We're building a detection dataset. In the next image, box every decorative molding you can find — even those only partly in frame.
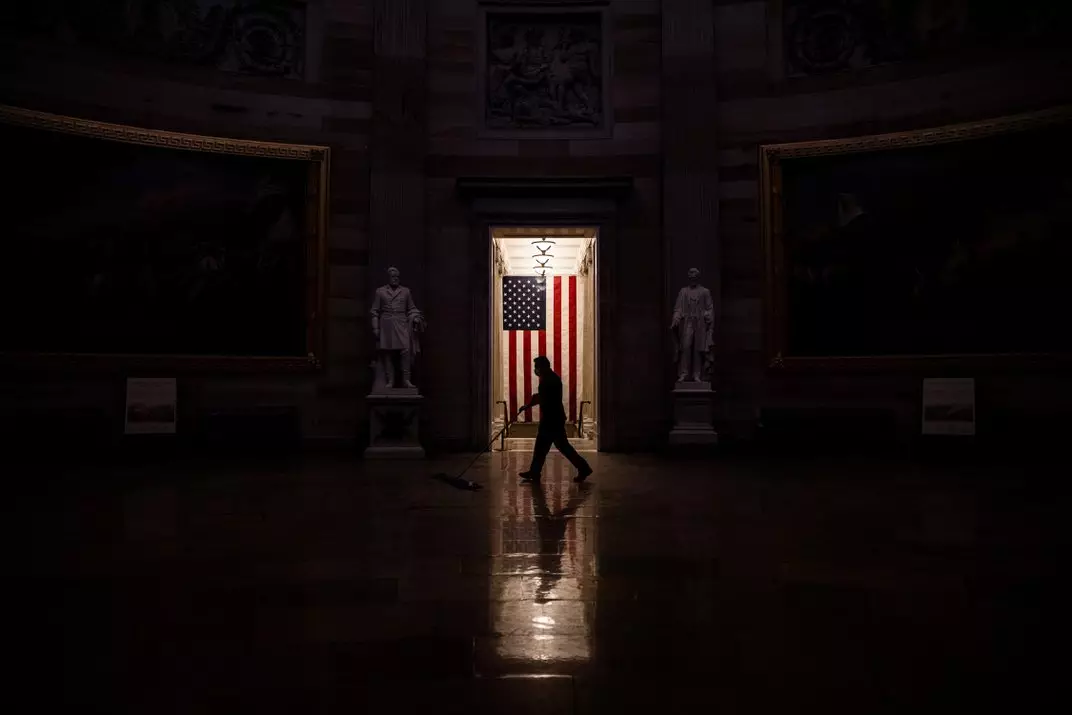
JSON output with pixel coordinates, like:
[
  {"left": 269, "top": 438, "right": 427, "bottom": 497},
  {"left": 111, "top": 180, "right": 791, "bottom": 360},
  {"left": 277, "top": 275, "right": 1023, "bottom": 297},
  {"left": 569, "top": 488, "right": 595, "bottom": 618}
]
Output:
[
  {"left": 479, "top": 1, "right": 609, "bottom": 5},
  {"left": 781, "top": 0, "right": 1071, "bottom": 79},
  {"left": 493, "top": 238, "right": 510, "bottom": 276},
  {"left": 495, "top": 226, "right": 595, "bottom": 237},
  {"left": 760, "top": 105, "right": 1072, "bottom": 160},
  {"left": 0, "top": 352, "right": 324, "bottom": 374},
  {"left": 0, "top": 104, "right": 327, "bottom": 160},
  {"left": 13, "top": 0, "right": 307, "bottom": 79},
  {"left": 457, "top": 176, "right": 634, "bottom": 199},
  {"left": 578, "top": 235, "right": 595, "bottom": 276}
]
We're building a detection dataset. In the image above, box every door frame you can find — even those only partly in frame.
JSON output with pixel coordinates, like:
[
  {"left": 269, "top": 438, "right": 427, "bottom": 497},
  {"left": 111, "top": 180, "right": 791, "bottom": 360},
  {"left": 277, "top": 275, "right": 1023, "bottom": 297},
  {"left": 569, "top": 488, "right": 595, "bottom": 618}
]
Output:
[
  {"left": 458, "top": 178, "right": 631, "bottom": 452},
  {"left": 490, "top": 226, "right": 598, "bottom": 446}
]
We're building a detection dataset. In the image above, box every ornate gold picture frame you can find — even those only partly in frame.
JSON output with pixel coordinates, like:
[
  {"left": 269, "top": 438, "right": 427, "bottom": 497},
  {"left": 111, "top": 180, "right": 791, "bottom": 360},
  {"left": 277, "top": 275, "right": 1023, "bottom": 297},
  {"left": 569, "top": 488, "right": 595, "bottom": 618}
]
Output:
[
  {"left": 761, "top": 106, "right": 1072, "bottom": 370},
  {"left": 0, "top": 105, "right": 329, "bottom": 373}
]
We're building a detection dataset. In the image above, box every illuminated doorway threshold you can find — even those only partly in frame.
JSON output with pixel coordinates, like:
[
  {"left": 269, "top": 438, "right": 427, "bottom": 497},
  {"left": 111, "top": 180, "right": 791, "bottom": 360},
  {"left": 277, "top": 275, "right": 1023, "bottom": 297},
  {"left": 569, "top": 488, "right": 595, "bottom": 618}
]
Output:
[{"left": 503, "top": 437, "right": 597, "bottom": 452}]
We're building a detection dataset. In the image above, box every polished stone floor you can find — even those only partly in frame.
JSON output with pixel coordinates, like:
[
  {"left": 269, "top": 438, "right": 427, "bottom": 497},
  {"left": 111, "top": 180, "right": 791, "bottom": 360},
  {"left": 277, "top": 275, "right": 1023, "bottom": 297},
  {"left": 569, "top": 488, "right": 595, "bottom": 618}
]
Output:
[{"left": 18, "top": 450, "right": 1063, "bottom": 713}]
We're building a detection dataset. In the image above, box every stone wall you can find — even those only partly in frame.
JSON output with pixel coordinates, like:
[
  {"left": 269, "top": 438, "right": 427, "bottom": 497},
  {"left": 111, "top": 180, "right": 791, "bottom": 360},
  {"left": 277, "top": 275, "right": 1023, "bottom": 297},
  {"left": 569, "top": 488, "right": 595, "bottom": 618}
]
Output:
[
  {"left": 0, "top": 0, "right": 375, "bottom": 447},
  {"left": 422, "top": 0, "right": 665, "bottom": 451},
  {"left": 4, "top": 0, "right": 1069, "bottom": 454},
  {"left": 712, "top": 0, "right": 1072, "bottom": 444}
]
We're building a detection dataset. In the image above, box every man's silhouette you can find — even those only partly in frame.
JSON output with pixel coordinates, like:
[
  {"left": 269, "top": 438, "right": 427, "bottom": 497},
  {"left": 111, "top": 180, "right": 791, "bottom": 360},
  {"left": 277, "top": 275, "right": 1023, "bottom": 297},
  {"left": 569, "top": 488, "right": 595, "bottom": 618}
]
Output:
[{"left": 519, "top": 356, "right": 593, "bottom": 484}]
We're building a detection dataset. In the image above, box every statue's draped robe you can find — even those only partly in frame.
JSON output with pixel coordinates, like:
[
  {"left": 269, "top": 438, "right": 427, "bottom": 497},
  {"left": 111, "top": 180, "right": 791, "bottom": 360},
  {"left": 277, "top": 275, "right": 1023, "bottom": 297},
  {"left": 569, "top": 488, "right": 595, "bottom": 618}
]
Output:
[
  {"left": 371, "top": 285, "right": 419, "bottom": 352},
  {"left": 673, "top": 285, "right": 714, "bottom": 376}
]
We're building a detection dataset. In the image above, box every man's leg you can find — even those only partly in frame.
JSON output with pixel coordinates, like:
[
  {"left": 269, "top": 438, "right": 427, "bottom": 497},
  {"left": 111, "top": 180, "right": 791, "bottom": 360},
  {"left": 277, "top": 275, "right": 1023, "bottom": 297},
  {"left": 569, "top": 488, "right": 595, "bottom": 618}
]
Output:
[
  {"left": 553, "top": 431, "right": 593, "bottom": 482},
  {"left": 522, "top": 430, "right": 554, "bottom": 481}
]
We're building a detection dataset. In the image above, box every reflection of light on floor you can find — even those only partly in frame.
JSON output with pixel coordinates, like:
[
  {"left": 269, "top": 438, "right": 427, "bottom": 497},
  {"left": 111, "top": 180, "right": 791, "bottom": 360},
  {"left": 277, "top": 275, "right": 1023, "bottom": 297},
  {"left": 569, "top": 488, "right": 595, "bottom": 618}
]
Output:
[
  {"left": 490, "top": 454, "right": 596, "bottom": 667},
  {"left": 503, "top": 437, "right": 597, "bottom": 452}
]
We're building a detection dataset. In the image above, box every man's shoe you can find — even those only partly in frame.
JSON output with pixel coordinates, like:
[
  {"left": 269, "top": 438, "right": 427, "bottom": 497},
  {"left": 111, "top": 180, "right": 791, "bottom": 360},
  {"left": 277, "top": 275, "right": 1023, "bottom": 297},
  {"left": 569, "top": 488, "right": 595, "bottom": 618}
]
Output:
[
  {"left": 519, "top": 471, "right": 540, "bottom": 482},
  {"left": 574, "top": 466, "right": 593, "bottom": 483}
]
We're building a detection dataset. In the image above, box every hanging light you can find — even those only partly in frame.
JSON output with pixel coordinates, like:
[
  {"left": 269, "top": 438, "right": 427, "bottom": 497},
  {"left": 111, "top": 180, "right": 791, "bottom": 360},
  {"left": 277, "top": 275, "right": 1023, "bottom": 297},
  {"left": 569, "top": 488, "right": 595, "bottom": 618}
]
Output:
[
  {"left": 531, "top": 238, "right": 554, "bottom": 287},
  {"left": 531, "top": 238, "right": 556, "bottom": 257}
]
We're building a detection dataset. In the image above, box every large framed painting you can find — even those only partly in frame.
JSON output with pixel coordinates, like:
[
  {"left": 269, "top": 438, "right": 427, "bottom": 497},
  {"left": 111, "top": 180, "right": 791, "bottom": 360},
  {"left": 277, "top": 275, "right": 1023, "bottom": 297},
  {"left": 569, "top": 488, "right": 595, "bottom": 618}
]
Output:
[
  {"left": 761, "top": 106, "right": 1072, "bottom": 369},
  {"left": 0, "top": 105, "right": 329, "bottom": 372}
]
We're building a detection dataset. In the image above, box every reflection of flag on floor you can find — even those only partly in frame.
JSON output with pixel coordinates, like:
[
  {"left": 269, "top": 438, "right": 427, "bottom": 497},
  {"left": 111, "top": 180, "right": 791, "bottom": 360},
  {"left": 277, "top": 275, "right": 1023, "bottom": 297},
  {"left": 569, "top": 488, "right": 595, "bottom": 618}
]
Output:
[{"left": 503, "top": 275, "right": 582, "bottom": 424}]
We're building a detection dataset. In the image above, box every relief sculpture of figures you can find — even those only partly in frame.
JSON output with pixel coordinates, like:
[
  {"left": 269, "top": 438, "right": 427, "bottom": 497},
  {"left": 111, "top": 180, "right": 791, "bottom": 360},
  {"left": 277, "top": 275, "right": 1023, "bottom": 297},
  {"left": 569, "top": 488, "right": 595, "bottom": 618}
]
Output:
[
  {"left": 486, "top": 16, "right": 603, "bottom": 129},
  {"left": 370, "top": 267, "right": 425, "bottom": 391},
  {"left": 671, "top": 268, "right": 714, "bottom": 383}
]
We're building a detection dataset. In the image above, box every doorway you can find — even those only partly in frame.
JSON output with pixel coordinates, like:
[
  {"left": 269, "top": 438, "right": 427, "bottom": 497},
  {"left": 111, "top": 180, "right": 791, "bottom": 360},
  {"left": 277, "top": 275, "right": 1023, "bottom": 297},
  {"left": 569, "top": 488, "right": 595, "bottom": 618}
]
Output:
[{"left": 490, "top": 227, "right": 598, "bottom": 452}]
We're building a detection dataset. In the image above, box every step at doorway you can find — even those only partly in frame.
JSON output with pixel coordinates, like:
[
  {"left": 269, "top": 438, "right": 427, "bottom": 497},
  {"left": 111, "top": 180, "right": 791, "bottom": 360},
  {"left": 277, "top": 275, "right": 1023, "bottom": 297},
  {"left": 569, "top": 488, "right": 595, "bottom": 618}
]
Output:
[{"left": 502, "top": 437, "right": 597, "bottom": 453}]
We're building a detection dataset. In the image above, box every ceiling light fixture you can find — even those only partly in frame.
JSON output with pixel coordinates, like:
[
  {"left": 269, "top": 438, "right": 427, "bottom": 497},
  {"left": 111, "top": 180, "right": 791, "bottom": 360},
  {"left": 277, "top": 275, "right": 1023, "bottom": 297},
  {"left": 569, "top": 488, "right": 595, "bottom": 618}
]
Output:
[{"left": 532, "top": 238, "right": 555, "bottom": 256}]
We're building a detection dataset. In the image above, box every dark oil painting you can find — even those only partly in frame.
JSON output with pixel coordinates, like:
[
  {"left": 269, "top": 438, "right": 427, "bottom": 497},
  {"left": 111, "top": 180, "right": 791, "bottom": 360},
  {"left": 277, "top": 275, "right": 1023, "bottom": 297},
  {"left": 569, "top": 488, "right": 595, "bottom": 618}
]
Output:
[
  {"left": 0, "top": 122, "right": 311, "bottom": 358},
  {"left": 780, "top": 120, "right": 1072, "bottom": 358}
]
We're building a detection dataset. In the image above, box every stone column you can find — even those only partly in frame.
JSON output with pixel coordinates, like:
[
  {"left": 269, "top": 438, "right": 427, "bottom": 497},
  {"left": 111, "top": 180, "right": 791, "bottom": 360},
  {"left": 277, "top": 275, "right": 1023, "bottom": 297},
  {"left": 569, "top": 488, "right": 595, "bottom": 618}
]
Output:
[
  {"left": 662, "top": 0, "right": 720, "bottom": 314},
  {"left": 371, "top": 0, "right": 427, "bottom": 299},
  {"left": 581, "top": 240, "right": 597, "bottom": 440},
  {"left": 663, "top": 0, "right": 720, "bottom": 447}
]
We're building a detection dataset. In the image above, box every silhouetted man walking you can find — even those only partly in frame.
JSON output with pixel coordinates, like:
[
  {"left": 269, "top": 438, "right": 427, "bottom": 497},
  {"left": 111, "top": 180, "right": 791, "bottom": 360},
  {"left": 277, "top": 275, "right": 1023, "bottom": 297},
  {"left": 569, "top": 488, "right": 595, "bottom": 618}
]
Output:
[{"left": 519, "top": 356, "right": 593, "bottom": 484}]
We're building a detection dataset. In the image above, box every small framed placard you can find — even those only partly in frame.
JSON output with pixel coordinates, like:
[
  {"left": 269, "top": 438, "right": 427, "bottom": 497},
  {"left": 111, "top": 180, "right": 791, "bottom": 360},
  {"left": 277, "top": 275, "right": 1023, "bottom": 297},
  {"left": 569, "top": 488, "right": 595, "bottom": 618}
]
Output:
[
  {"left": 921, "top": 378, "right": 975, "bottom": 436},
  {"left": 125, "top": 378, "right": 177, "bottom": 435}
]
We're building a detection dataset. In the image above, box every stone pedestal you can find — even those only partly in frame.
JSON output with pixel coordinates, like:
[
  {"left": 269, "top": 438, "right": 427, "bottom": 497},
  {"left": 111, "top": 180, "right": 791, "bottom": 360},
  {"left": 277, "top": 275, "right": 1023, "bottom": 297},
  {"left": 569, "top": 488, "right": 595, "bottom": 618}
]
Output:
[
  {"left": 364, "top": 388, "right": 425, "bottom": 459},
  {"left": 669, "top": 382, "right": 718, "bottom": 446}
]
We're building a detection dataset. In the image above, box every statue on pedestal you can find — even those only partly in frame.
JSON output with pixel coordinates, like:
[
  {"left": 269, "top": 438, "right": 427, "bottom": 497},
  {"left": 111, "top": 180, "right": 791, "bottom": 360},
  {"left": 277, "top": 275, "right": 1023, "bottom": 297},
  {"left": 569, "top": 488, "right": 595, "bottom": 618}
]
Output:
[
  {"left": 370, "top": 267, "right": 424, "bottom": 391},
  {"left": 671, "top": 267, "right": 714, "bottom": 383}
]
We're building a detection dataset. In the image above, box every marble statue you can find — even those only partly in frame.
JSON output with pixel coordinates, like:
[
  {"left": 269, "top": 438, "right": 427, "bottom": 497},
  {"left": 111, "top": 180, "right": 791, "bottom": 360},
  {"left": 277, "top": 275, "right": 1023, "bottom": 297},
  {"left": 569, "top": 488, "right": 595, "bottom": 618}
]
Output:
[
  {"left": 370, "top": 267, "right": 424, "bottom": 390},
  {"left": 671, "top": 267, "right": 714, "bottom": 383}
]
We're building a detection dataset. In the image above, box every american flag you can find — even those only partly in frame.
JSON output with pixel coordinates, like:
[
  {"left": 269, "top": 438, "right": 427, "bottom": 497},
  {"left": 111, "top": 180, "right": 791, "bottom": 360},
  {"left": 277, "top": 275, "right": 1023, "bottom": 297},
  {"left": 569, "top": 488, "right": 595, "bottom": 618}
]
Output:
[{"left": 502, "top": 274, "right": 583, "bottom": 424}]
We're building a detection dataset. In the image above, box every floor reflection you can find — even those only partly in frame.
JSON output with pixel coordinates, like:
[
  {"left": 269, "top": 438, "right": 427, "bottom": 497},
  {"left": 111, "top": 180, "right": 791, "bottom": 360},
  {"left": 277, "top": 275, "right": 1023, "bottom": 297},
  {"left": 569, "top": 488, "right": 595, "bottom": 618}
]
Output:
[{"left": 489, "top": 452, "right": 597, "bottom": 672}]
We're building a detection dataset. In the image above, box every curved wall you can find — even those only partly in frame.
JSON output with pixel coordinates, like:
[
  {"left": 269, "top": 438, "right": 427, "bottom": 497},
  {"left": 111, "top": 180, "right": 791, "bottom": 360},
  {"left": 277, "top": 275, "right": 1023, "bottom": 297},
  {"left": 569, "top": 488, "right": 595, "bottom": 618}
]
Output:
[
  {"left": 0, "top": 1, "right": 374, "bottom": 447},
  {"left": 2, "top": 0, "right": 1069, "bottom": 453},
  {"left": 713, "top": 0, "right": 1072, "bottom": 445}
]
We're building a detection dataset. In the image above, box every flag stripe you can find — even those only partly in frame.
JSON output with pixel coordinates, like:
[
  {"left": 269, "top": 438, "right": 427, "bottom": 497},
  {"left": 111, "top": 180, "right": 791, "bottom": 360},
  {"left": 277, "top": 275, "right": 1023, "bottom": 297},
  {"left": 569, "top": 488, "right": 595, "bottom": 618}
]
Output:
[
  {"left": 508, "top": 329, "right": 518, "bottom": 420},
  {"left": 522, "top": 330, "right": 532, "bottom": 423},
  {"left": 561, "top": 276, "right": 570, "bottom": 424},
  {"left": 537, "top": 326, "right": 546, "bottom": 423},
  {"left": 569, "top": 275, "right": 578, "bottom": 423},
  {"left": 515, "top": 326, "right": 526, "bottom": 422},
  {"left": 557, "top": 277, "right": 567, "bottom": 424},
  {"left": 577, "top": 275, "right": 584, "bottom": 429},
  {"left": 545, "top": 286, "right": 555, "bottom": 426}
]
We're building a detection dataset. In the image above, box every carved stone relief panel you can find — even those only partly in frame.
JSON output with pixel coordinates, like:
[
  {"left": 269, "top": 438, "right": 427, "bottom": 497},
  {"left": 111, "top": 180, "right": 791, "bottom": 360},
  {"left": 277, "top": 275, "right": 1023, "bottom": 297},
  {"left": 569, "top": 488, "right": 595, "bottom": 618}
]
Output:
[
  {"left": 8, "top": 1, "right": 306, "bottom": 79},
  {"left": 482, "top": 9, "right": 607, "bottom": 132}
]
